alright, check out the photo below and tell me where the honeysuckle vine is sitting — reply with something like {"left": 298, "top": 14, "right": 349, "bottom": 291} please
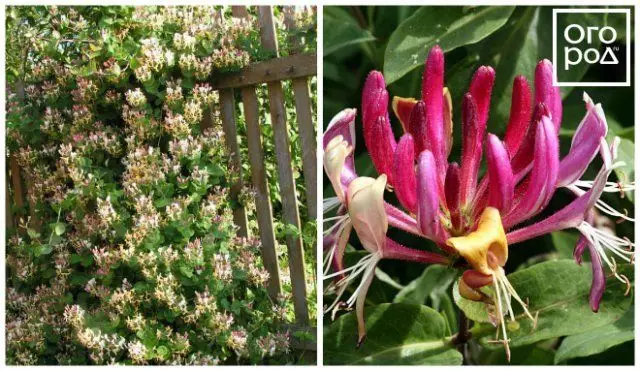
{"left": 323, "top": 45, "right": 634, "bottom": 360}
{"left": 6, "top": 6, "right": 316, "bottom": 365}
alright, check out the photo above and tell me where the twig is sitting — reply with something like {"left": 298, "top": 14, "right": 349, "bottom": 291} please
{"left": 452, "top": 310, "right": 472, "bottom": 364}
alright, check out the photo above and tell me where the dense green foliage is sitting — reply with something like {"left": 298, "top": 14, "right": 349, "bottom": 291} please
{"left": 323, "top": 6, "right": 634, "bottom": 365}
{"left": 6, "top": 6, "right": 316, "bottom": 365}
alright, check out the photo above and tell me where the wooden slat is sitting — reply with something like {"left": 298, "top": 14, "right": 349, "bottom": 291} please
{"left": 9, "top": 156, "right": 24, "bottom": 213}
{"left": 230, "top": 5, "right": 282, "bottom": 300}
{"left": 291, "top": 77, "right": 317, "bottom": 219}
{"left": 231, "top": 5, "right": 249, "bottom": 18}
{"left": 6, "top": 178, "right": 14, "bottom": 229}
{"left": 218, "top": 89, "right": 249, "bottom": 237}
{"left": 258, "top": 6, "right": 309, "bottom": 325}
{"left": 240, "top": 86, "right": 282, "bottom": 298}
{"left": 11, "top": 80, "right": 29, "bottom": 229}
{"left": 209, "top": 53, "right": 316, "bottom": 90}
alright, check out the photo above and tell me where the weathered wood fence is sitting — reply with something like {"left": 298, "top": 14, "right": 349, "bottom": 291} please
{"left": 208, "top": 6, "right": 317, "bottom": 349}
{"left": 6, "top": 5, "right": 317, "bottom": 351}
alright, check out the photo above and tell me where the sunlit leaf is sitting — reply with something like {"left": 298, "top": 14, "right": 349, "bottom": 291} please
{"left": 384, "top": 6, "right": 514, "bottom": 85}
{"left": 324, "top": 303, "right": 462, "bottom": 365}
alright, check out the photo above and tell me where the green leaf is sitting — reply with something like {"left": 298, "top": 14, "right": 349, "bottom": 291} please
{"left": 27, "top": 228, "right": 40, "bottom": 240}
{"left": 154, "top": 197, "right": 171, "bottom": 208}
{"left": 455, "top": 7, "right": 604, "bottom": 133}
{"left": 394, "top": 265, "right": 457, "bottom": 306}
{"left": 35, "top": 244, "right": 53, "bottom": 256}
{"left": 453, "top": 279, "right": 490, "bottom": 323}
{"left": 550, "top": 231, "right": 579, "bottom": 260}
{"left": 54, "top": 222, "right": 66, "bottom": 236}
{"left": 156, "top": 345, "right": 170, "bottom": 359}
{"left": 384, "top": 6, "right": 514, "bottom": 84}
{"left": 478, "top": 342, "right": 556, "bottom": 365}
{"left": 554, "top": 308, "right": 634, "bottom": 364}
{"left": 612, "top": 137, "right": 634, "bottom": 201}
{"left": 179, "top": 264, "right": 194, "bottom": 278}
{"left": 461, "top": 260, "right": 632, "bottom": 348}
{"left": 374, "top": 268, "right": 405, "bottom": 290}
{"left": 323, "top": 7, "right": 375, "bottom": 56}
{"left": 324, "top": 303, "right": 462, "bottom": 365}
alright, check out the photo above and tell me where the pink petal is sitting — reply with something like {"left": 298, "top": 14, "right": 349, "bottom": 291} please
{"left": 417, "top": 150, "right": 440, "bottom": 238}
{"left": 383, "top": 237, "right": 450, "bottom": 265}
{"left": 445, "top": 162, "right": 462, "bottom": 231}
{"left": 362, "top": 71, "right": 396, "bottom": 183}
{"left": 408, "top": 100, "right": 428, "bottom": 157}
{"left": 421, "top": 46, "right": 446, "bottom": 178}
{"left": 505, "top": 116, "right": 558, "bottom": 227}
{"left": 586, "top": 239, "right": 606, "bottom": 312}
{"left": 507, "top": 139, "right": 613, "bottom": 244}
{"left": 385, "top": 203, "right": 423, "bottom": 237}
{"left": 323, "top": 108, "right": 357, "bottom": 151}
{"left": 443, "top": 88, "right": 454, "bottom": 157}
{"left": 366, "top": 116, "right": 397, "bottom": 184}
{"left": 323, "top": 109, "right": 358, "bottom": 193}
{"left": 573, "top": 235, "right": 587, "bottom": 265}
{"left": 510, "top": 102, "right": 551, "bottom": 175}
{"left": 556, "top": 101, "right": 608, "bottom": 187}
{"left": 468, "top": 65, "right": 495, "bottom": 128}
{"left": 459, "top": 93, "right": 483, "bottom": 206}
{"left": 486, "top": 134, "right": 514, "bottom": 213}
{"left": 504, "top": 75, "right": 532, "bottom": 155}
{"left": 535, "top": 60, "right": 562, "bottom": 131}
{"left": 362, "top": 71, "right": 387, "bottom": 125}
{"left": 393, "top": 134, "right": 418, "bottom": 213}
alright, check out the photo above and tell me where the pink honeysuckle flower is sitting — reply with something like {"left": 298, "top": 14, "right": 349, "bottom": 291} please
{"left": 323, "top": 173, "right": 450, "bottom": 346}
{"left": 323, "top": 44, "right": 634, "bottom": 360}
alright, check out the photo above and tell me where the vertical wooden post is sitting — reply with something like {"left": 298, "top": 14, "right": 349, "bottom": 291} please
{"left": 218, "top": 89, "right": 250, "bottom": 237}
{"left": 291, "top": 78, "right": 317, "bottom": 219}
{"left": 232, "top": 6, "right": 282, "bottom": 299}
{"left": 258, "top": 6, "right": 309, "bottom": 325}
{"left": 12, "top": 80, "right": 36, "bottom": 230}
{"left": 241, "top": 87, "right": 282, "bottom": 298}
{"left": 9, "top": 156, "right": 24, "bottom": 214}
{"left": 231, "top": 6, "right": 249, "bottom": 18}
{"left": 284, "top": 6, "right": 318, "bottom": 218}
{"left": 6, "top": 174, "right": 14, "bottom": 230}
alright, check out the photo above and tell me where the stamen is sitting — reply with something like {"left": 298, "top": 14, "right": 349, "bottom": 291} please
{"left": 323, "top": 254, "right": 373, "bottom": 279}
{"left": 323, "top": 214, "right": 349, "bottom": 236}
{"left": 567, "top": 185, "right": 635, "bottom": 222}
{"left": 620, "top": 274, "right": 631, "bottom": 296}
{"left": 345, "top": 257, "right": 379, "bottom": 307}
{"left": 491, "top": 276, "right": 511, "bottom": 362}
{"left": 496, "top": 276, "right": 515, "bottom": 321}
{"left": 323, "top": 234, "right": 340, "bottom": 275}
{"left": 579, "top": 222, "right": 634, "bottom": 284}
{"left": 323, "top": 253, "right": 381, "bottom": 317}
{"left": 573, "top": 180, "right": 636, "bottom": 193}
{"left": 323, "top": 196, "right": 341, "bottom": 214}
{"left": 495, "top": 268, "right": 537, "bottom": 326}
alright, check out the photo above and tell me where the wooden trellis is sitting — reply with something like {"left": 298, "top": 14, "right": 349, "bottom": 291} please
{"left": 6, "top": 5, "right": 317, "bottom": 351}
{"left": 214, "top": 6, "right": 317, "bottom": 333}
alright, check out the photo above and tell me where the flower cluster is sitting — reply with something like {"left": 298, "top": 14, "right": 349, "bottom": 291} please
{"left": 323, "top": 45, "right": 634, "bottom": 359}
{"left": 5, "top": 6, "right": 305, "bottom": 365}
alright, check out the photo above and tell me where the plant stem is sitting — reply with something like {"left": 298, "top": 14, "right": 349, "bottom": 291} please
{"left": 453, "top": 310, "right": 471, "bottom": 345}
{"left": 453, "top": 310, "right": 471, "bottom": 364}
